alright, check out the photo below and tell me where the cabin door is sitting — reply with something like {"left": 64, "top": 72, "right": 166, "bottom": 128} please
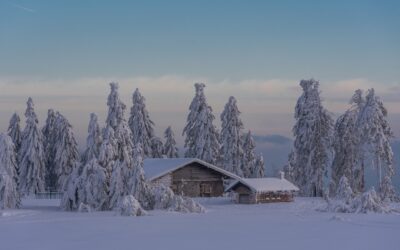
{"left": 239, "top": 194, "right": 250, "bottom": 203}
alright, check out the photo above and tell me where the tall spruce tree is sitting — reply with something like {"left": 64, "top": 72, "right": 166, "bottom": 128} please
{"left": 129, "top": 88, "right": 155, "bottom": 157}
{"left": 53, "top": 112, "right": 80, "bottom": 191}
{"left": 0, "top": 133, "right": 21, "bottom": 209}
{"left": 79, "top": 113, "right": 107, "bottom": 210}
{"left": 106, "top": 83, "right": 138, "bottom": 209}
{"left": 331, "top": 90, "right": 364, "bottom": 194}
{"left": 286, "top": 79, "right": 334, "bottom": 197}
{"left": 18, "top": 98, "right": 46, "bottom": 195}
{"left": 183, "top": 83, "right": 220, "bottom": 165}
{"left": 42, "top": 109, "right": 58, "bottom": 189}
{"left": 357, "top": 88, "right": 396, "bottom": 200}
{"left": 220, "top": 96, "right": 244, "bottom": 176}
{"left": 163, "top": 126, "right": 179, "bottom": 158}
{"left": 7, "top": 113, "right": 22, "bottom": 153}
{"left": 242, "top": 130, "right": 265, "bottom": 178}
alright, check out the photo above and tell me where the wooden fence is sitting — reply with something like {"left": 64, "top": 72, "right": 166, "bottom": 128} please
{"left": 35, "top": 192, "right": 64, "bottom": 199}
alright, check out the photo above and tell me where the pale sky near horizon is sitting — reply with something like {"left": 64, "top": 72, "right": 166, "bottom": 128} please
{"left": 1, "top": 0, "right": 400, "bottom": 148}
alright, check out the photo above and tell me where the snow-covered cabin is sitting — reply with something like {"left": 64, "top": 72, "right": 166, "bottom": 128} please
{"left": 226, "top": 173, "right": 299, "bottom": 204}
{"left": 143, "top": 158, "right": 240, "bottom": 197}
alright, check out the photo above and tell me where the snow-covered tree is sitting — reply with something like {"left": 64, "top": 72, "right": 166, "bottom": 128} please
{"left": 379, "top": 175, "right": 398, "bottom": 202}
{"left": 7, "top": 113, "right": 22, "bottom": 153}
{"left": 253, "top": 154, "right": 265, "bottom": 178}
{"left": 98, "top": 126, "right": 118, "bottom": 177}
{"left": 152, "top": 184, "right": 205, "bottom": 213}
{"left": 353, "top": 187, "right": 390, "bottom": 214}
{"left": 0, "top": 134, "right": 20, "bottom": 209}
{"left": 42, "top": 109, "right": 58, "bottom": 190}
{"left": 286, "top": 79, "right": 334, "bottom": 197}
{"left": 357, "top": 88, "right": 395, "bottom": 199}
{"left": 129, "top": 144, "right": 153, "bottom": 209}
{"left": 183, "top": 83, "right": 220, "bottom": 165}
{"left": 151, "top": 137, "right": 164, "bottom": 158}
{"left": 129, "top": 88, "right": 155, "bottom": 157}
{"left": 82, "top": 159, "right": 108, "bottom": 211}
{"left": 53, "top": 113, "right": 80, "bottom": 191}
{"left": 18, "top": 98, "right": 46, "bottom": 195}
{"left": 75, "top": 114, "right": 108, "bottom": 210}
{"left": 118, "top": 195, "right": 147, "bottom": 216}
{"left": 335, "top": 176, "right": 354, "bottom": 203}
{"left": 220, "top": 96, "right": 244, "bottom": 176}
{"left": 331, "top": 90, "right": 364, "bottom": 194}
{"left": 60, "top": 166, "right": 81, "bottom": 211}
{"left": 82, "top": 113, "right": 102, "bottom": 163}
{"left": 105, "top": 83, "right": 137, "bottom": 209}
{"left": 163, "top": 126, "right": 179, "bottom": 158}
{"left": 242, "top": 131, "right": 257, "bottom": 178}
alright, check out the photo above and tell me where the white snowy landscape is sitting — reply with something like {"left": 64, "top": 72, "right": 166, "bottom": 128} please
{"left": 1, "top": 197, "right": 399, "bottom": 250}
{"left": 1, "top": 1, "right": 400, "bottom": 250}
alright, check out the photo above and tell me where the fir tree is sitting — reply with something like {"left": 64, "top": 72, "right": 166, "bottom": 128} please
{"left": 286, "top": 79, "right": 334, "bottom": 197}
{"left": 253, "top": 154, "right": 265, "bottom": 178}
{"left": 98, "top": 127, "right": 118, "bottom": 177}
{"left": 241, "top": 131, "right": 264, "bottom": 178}
{"left": 83, "top": 113, "right": 102, "bottom": 163}
{"left": 105, "top": 83, "right": 136, "bottom": 209}
{"left": 82, "top": 158, "right": 108, "bottom": 211}
{"left": 42, "top": 109, "right": 58, "bottom": 190}
{"left": 53, "top": 113, "right": 80, "bottom": 191}
{"left": 7, "top": 113, "right": 22, "bottom": 153}
{"left": 183, "top": 83, "right": 220, "bottom": 165}
{"left": 18, "top": 98, "right": 46, "bottom": 195}
{"left": 163, "top": 126, "right": 179, "bottom": 158}
{"left": 129, "top": 144, "right": 153, "bottom": 209}
{"left": 151, "top": 137, "right": 164, "bottom": 158}
{"left": 0, "top": 134, "right": 21, "bottom": 209}
{"left": 220, "top": 96, "right": 244, "bottom": 176}
{"left": 357, "top": 89, "right": 396, "bottom": 199}
{"left": 129, "top": 88, "right": 155, "bottom": 157}
{"left": 331, "top": 90, "right": 364, "bottom": 193}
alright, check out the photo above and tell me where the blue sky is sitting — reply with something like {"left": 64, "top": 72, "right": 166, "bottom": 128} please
{"left": 1, "top": 0, "right": 399, "bottom": 81}
{"left": 1, "top": 0, "right": 400, "bottom": 148}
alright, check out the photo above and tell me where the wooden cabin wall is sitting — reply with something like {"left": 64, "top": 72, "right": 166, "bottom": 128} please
{"left": 170, "top": 162, "right": 225, "bottom": 197}
{"left": 152, "top": 174, "right": 172, "bottom": 187}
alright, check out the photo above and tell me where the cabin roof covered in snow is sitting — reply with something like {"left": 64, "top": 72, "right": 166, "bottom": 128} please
{"left": 143, "top": 158, "right": 241, "bottom": 181}
{"left": 226, "top": 178, "right": 300, "bottom": 193}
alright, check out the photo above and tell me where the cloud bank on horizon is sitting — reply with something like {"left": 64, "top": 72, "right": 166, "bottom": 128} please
{"left": 1, "top": 76, "right": 400, "bottom": 148}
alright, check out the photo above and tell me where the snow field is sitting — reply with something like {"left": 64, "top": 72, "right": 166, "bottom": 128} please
{"left": 1, "top": 197, "right": 399, "bottom": 250}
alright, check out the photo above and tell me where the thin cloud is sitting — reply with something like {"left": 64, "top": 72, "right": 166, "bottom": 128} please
{"left": 10, "top": 3, "right": 36, "bottom": 13}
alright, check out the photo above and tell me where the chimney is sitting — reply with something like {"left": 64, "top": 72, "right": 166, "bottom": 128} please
{"left": 280, "top": 171, "right": 285, "bottom": 180}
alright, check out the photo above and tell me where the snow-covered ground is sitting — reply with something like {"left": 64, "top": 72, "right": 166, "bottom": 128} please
{"left": 1, "top": 197, "right": 399, "bottom": 250}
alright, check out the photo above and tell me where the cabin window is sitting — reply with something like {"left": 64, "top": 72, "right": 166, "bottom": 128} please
{"left": 200, "top": 183, "right": 212, "bottom": 196}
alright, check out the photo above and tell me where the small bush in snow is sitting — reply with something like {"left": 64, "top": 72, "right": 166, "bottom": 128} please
{"left": 118, "top": 195, "right": 147, "bottom": 216}
{"left": 152, "top": 184, "right": 205, "bottom": 213}
{"left": 352, "top": 187, "right": 391, "bottom": 214}
{"left": 172, "top": 196, "right": 205, "bottom": 213}
{"left": 321, "top": 186, "right": 393, "bottom": 214}
{"left": 78, "top": 203, "right": 92, "bottom": 213}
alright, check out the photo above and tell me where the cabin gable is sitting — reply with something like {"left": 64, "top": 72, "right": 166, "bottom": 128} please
{"left": 169, "top": 162, "right": 226, "bottom": 197}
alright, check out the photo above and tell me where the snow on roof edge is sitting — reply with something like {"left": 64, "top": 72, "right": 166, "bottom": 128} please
{"left": 144, "top": 158, "right": 241, "bottom": 181}
{"left": 225, "top": 178, "right": 300, "bottom": 193}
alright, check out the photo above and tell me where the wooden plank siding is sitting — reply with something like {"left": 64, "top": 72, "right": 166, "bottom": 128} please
{"left": 231, "top": 183, "right": 295, "bottom": 204}
{"left": 152, "top": 162, "right": 226, "bottom": 197}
